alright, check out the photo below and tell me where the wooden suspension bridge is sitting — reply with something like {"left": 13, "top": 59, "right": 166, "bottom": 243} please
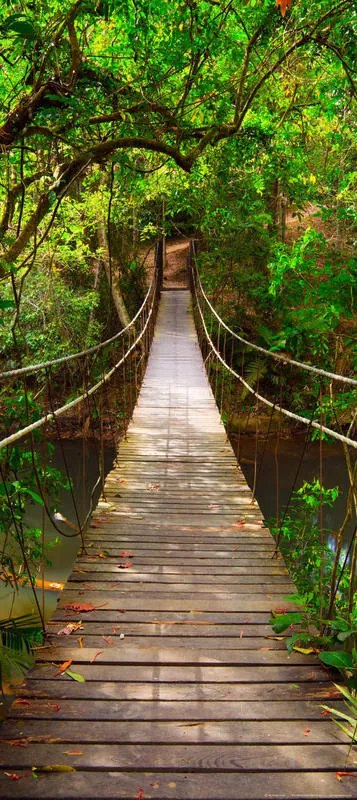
{"left": 0, "top": 256, "right": 356, "bottom": 798}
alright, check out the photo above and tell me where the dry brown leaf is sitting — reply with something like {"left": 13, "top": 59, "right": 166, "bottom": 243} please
{"left": 54, "top": 660, "right": 72, "bottom": 676}
{"left": 90, "top": 650, "right": 103, "bottom": 663}
{"left": 276, "top": 0, "right": 293, "bottom": 17}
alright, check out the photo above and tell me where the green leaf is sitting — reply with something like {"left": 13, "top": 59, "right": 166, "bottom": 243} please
{"left": 32, "top": 765, "right": 76, "bottom": 773}
{"left": 20, "top": 488, "right": 44, "bottom": 506}
{"left": 0, "top": 299, "right": 15, "bottom": 309}
{"left": 5, "top": 18, "right": 37, "bottom": 38}
{"left": 270, "top": 612, "right": 303, "bottom": 633}
{"left": 65, "top": 669, "right": 86, "bottom": 682}
{"left": 318, "top": 651, "right": 354, "bottom": 670}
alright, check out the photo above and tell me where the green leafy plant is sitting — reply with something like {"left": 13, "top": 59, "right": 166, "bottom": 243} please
{"left": 269, "top": 479, "right": 357, "bottom": 683}
{"left": 0, "top": 613, "right": 42, "bottom": 695}
{"left": 322, "top": 683, "right": 357, "bottom": 749}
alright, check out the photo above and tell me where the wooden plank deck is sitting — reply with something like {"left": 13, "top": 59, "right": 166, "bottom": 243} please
{"left": 0, "top": 290, "right": 356, "bottom": 798}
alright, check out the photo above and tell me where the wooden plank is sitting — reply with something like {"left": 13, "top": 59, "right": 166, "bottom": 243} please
{"left": 50, "top": 609, "right": 278, "bottom": 624}
{"left": 45, "top": 634, "right": 288, "bottom": 650}
{"left": 72, "top": 564, "right": 289, "bottom": 575}
{"left": 5, "top": 697, "right": 344, "bottom": 720}
{"left": 0, "top": 771, "right": 355, "bottom": 800}
{"left": 55, "top": 592, "right": 293, "bottom": 610}
{"left": 67, "top": 572, "right": 292, "bottom": 586}
{"left": 0, "top": 718, "right": 348, "bottom": 745}
{"left": 64, "top": 579, "right": 294, "bottom": 593}
{"left": 0, "top": 742, "right": 354, "bottom": 771}
{"left": 28, "top": 662, "right": 328, "bottom": 680}
{"left": 11, "top": 680, "right": 335, "bottom": 703}
{"left": 46, "top": 620, "right": 280, "bottom": 635}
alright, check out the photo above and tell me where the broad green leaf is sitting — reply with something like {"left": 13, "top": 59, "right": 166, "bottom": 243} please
{"left": 20, "top": 488, "right": 44, "bottom": 506}
{"left": 65, "top": 669, "right": 86, "bottom": 682}
{"left": 5, "top": 18, "right": 37, "bottom": 38}
{"left": 270, "top": 612, "right": 303, "bottom": 633}
{"left": 318, "top": 651, "right": 354, "bottom": 670}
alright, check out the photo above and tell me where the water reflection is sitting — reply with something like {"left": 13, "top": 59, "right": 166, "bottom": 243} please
{"left": 0, "top": 440, "right": 115, "bottom": 620}
{"left": 235, "top": 433, "right": 356, "bottom": 546}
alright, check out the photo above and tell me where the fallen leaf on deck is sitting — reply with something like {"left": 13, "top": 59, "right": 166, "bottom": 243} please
{"left": 4, "top": 772, "right": 22, "bottom": 780}
{"left": 63, "top": 751, "right": 83, "bottom": 756}
{"left": 78, "top": 636, "right": 84, "bottom": 648}
{"left": 1, "top": 739, "right": 29, "bottom": 747}
{"left": 46, "top": 702, "right": 61, "bottom": 712}
{"left": 90, "top": 650, "right": 103, "bottom": 663}
{"left": 136, "top": 789, "right": 144, "bottom": 800}
{"left": 265, "top": 636, "right": 285, "bottom": 641}
{"left": 178, "top": 722, "right": 204, "bottom": 727}
{"left": 303, "top": 728, "right": 311, "bottom": 736}
{"left": 54, "top": 660, "right": 72, "bottom": 676}
{"left": 13, "top": 698, "right": 30, "bottom": 706}
{"left": 33, "top": 765, "right": 76, "bottom": 773}
{"left": 57, "top": 622, "right": 83, "bottom": 636}
{"left": 336, "top": 772, "right": 357, "bottom": 782}
{"left": 62, "top": 602, "right": 106, "bottom": 613}
{"left": 98, "top": 551, "right": 110, "bottom": 559}
{"left": 118, "top": 562, "right": 132, "bottom": 569}
{"left": 293, "top": 646, "right": 316, "bottom": 655}
{"left": 102, "top": 636, "right": 113, "bottom": 645}
{"left": 168, "top": 782, "right": 177, "bottom": 789}
{"left": 233, "top": 519, "right": 245, "bottom": 528}
{"left": 120, "top": 551, "right": 134, "bottom": 558}
{"left": 65, "top": 669, "right": 85, "bottom": 682}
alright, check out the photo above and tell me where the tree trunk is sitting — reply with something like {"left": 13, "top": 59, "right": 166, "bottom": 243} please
{"left": 97, "top": 221, "right": 130, "bottom": 328}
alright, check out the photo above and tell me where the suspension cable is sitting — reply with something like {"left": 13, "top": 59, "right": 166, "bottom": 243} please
{"left": 0, "top": 275, "right": 158, "bottom": 451}
{"left": 193, "top": 258, "right": 357, "bottom": 387}
{"left": 0, "top": 275, "right": 155, "bottom": 379}
{"left": 193, "top": 278, "right": 357, "bottom": 449}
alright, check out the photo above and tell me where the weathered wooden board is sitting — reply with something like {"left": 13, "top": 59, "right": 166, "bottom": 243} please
{"left": 4, "top": 289, "right": 355, "bottom": 799}
{"left": 0, "top": 771, "right": 355, "bottom": 800}
{"left": 0, "top": 718, "right": 348, "bottom": 744}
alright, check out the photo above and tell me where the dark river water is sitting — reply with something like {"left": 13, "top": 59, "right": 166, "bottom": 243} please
{"left": 0, "top": 434, "right": 354, "bottom": 622}
{"left": 236, "top": 433, "right": 355, "bottom": 541}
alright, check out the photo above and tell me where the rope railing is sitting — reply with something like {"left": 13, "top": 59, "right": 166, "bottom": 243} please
{"left": 0, "top": 249, "right": 162, "bottom": 448}
{"left": 0, "top": 257, "right": 160, "bottom": 381}
{"left": 0, "top": 245, "right": 163, "bottom": 629}
{"left": 188, "top": 241, "right": 356, "bottom": 450}
{"left": 189, "top": 241, "right": 357, "bottom": 387}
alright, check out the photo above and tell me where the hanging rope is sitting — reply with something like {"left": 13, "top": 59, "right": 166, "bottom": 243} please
{"left": 0, "top": 269, "right": 159, "bottom": 450}
{"left": 0, "top": 273, "right": 157, "bottom": 380}
{"left": 189, "top": 241, "right": 357, "bottom": 387}
{"left": 190, "top": 259, "right": 357, "bottom": 449}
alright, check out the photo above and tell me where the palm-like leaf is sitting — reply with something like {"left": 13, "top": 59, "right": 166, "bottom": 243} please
{"left": 0, "top": 613, "right": 42, "bottom": 692}
{"left": 241, "top": 358, "right": 267, "bottom": 400}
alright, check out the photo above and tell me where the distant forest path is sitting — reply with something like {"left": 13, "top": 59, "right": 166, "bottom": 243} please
{"left": 143, "top": 237, "right": 189, "bottom": 288}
